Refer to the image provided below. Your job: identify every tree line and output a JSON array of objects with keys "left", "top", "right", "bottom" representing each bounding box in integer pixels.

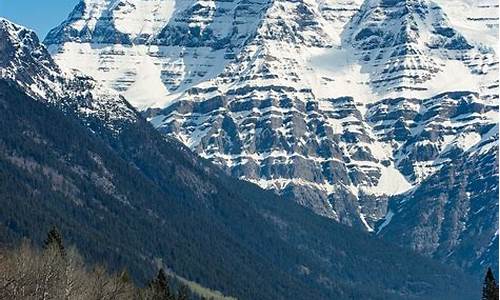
[
  {"left": 1, "top": 227, "right": 498, "bottom": 300},
  {"left": 0, "top": 227, "right": 193, "bottom": 300}
]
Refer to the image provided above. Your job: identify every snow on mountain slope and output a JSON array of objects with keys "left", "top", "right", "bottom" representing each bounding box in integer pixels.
[
  {"left": 45, "top": 0, "right": 176, "bottom": 43},
  {"left": 45, "top": 0, "right": 272, "bottom": 109},
  {"left": 0, "top": 18, "right": 137, "bottom": 134},
  {"left": 378, "top": 123, "right": 499, "bottom": 275},
  {"left": 44, "top": 0, "right": 498, "bottom": 273},
  {"left": 434, "top": 0, "right": 498, "bottom": 48}
]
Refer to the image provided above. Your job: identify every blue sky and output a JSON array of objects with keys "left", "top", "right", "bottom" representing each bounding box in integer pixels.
[{"left": 0, "top": 0, "right": 79, "bottom": 39}]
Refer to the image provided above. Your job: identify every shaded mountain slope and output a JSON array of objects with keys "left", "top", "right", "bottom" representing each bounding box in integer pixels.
[{"left": 378, "top": 123, "right": 499, "bottom": 275}]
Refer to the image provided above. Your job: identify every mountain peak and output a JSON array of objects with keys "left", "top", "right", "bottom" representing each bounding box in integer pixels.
[
  {"left": 44, "top": 0, "right": 272, "bottom": 49},
  {"left": 0, "top": 17, "right": 31, "bottom": 39},
  {"left": 343, "top": 0, "right": 473, "bottom": 51},
  {"left": 340, "top": 0, "right": 489, "bottom": 94},
  {"left": 0, "top": 18, "right": 57, "bottom": 73},
  {"left": 0, "top": 18, "right": 63, "bottom": 101},
  {"left": 0, "top": 17, "right": 138, "bottom": 135},
  {"left": 45, "top": 0, "right": 177, "bottom": 45}
]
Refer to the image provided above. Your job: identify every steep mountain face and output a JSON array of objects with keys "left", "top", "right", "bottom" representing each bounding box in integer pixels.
[
  {"left": 44, "top": 0, "right": 498, "bottom": 275},
  {"left": 0, "top": 18, "right": 138, "bottom": 136},
  {"left": 1, "top": 18, "right": 482, "bottom": 300},
  {"left": 378, "top": 123, "right": 499, "bottom": 275},
  {"left": 44, "top": 0, "right": 273, "bottom": 109}
]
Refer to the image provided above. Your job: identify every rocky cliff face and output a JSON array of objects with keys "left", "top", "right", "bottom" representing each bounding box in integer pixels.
[
  {"left": 1, "top": 18, "right": 138, "bottom": 134},
  {"left": 378, "top": 122, "right": 498, "bottom": 275},
  {"left": 44, "top": 0, "right": 498, "bottom": 275}
]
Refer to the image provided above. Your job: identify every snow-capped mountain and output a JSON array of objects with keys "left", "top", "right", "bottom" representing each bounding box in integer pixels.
[
  {"left": 45, "top": 0, "right": 273, "bottom": 109},
  {"left": 2, "top": 17, "right": 483, "bottom": 300},
  {"left": 0, "top": 18, "right": 138, "bottom": 135},
  {"left": 44, "top": 0, "right": 498, "bottom": 274}
]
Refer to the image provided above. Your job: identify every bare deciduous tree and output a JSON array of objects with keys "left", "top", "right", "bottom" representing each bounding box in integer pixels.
[
  {"left": 0, "top": 239, "right": 192, "bottom": 300},
  {"left": 0, "top": 242, "right": 139, "bottom": 300}
]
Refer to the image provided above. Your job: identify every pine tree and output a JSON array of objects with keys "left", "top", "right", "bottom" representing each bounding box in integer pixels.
[
  {"left": 482, "top": 267, "right": 499, "bottom": 300},
  {"left": 43, "top": 226, "right": 65, "bottom": 256},
  {"left": 150, "top": 268, "right": 173, "bottom": 300}
]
